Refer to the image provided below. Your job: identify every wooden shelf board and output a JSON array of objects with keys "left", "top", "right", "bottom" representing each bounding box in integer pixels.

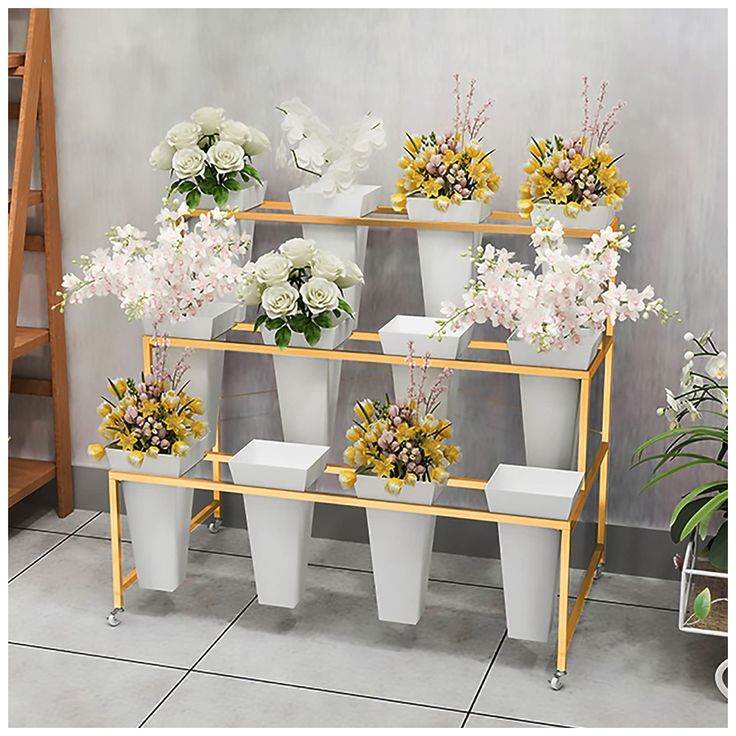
[
  {"left": 9, "top": 457, "right": 56, "bottom": 507},
  {"left": 8, "top": 189, "right": 43, "bottom": 207},
  {"left": 24, "top": 234, "right": 44, "bottom": 251},
  {"left": 10, "top": 376, "right": 52, "bottom": 396},
  {"left": 8, "top": 52, "right": 25, "bottom": 71},
  {"left": 13, "top": 326, "right": 49, "bottom": 359}
]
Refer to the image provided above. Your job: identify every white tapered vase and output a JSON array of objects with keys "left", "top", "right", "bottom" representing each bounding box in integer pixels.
[
  {"left": 378, "top": 315, "right": 472, "bottom": 419},
  {"left": 508, "top": 330, "right": 602, "bottom": 470},
  {"left": 289, "top": 184, "right": 382, "bottom": 313},
  {"left": 262, "top": 318, "right": 353, "bottom": 445},
  {"left": 485, "top": 464, "right": 583, "bottom": 641},
  {"left": 355, "top": 475, "right": 439, "bottom": 625},
  {"left": 106, "top": 448, "right": 197, "bottom": 592},
  {"left": 406, "top": 197, "right": 490, "bottom": 318},
  {"left": 144, "top": 302, "right": 239, "bottom": 457},
  {"left": 228, "top": 440, "right": 329, "bottom": 607}
]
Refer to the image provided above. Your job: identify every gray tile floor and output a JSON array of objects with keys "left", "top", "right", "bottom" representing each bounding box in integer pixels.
[{"left": 8, "top": 502, "right": 728, "bottom": 728}]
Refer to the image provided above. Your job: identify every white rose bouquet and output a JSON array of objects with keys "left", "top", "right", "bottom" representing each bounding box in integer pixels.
[
  {"left": 238, "top": 238, "right": 364, "bottom": 349},
  {"left": 150, "top": 106, "right": 270, "bottom": 210}
]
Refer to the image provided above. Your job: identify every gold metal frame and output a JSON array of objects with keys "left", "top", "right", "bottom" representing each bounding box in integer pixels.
[{"left": 107, "top": 204, "right": 615, "bottom": 689}]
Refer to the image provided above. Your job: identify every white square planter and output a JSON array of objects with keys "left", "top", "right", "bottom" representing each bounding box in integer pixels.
[
  {"left": 485, "top": 464, "right": 583, "bottom": 642},
  {"left": 289, "top": 184, "right": 382, "bottom": 313},
  {"left": 379, "top": 315, "right": 472, "bottom": 418},
  {"left": 229, "top": 440, "right": 330, "bottom": 608},
  {"left": 355, "top": 475, "right": 440, "bottom": 625},
  {"left": 508, "top": 330, "right": 602, "bottom": 470},
  {"left": 106, "top": 448, "right": 195, "bottom": 592},
  {"left": 406, "top": 196, "right": 488, "bottom": 318},
  {"left": 531, "top": 202, "right": 615, "bottom": 235},
  {"left": 261, "top": 317, "right": 354, "bottom": 445}
]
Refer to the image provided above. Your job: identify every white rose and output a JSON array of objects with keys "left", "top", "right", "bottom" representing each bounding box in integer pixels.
[
  {"left": 334, "top": 260, "right": 364, "bottom": 289},
  {"left": 191, "top": 106, "right": 225, "bottom": 135},
  {"left": 149, "top": 141, "right": 175, "bottom": 171},
  {"left": 255, "top": 252, "right": 292, "bottom": 285},
  {"left": 207, "top": 140, "right": 245, "bottom": 174},
  {"left": 172, "top": 146, "right": 206, "bottom": 178},
  {"left": 220, "top": 119, "right": 251, "bottom": 147},
  {"left": 262, "top": 282, "right": 299, "bottom": 319},
  {"left": 243, "top": 126, "right": 270, "bottom": 156},
  {"left": 310, "top": 250, "right": 345, "bottom": 282},
  {"left": 300, "top": 277, "right": 340, "bottom": 315},
  {"left": 165, "top": 121, "right": 202, "bottom": 150},
  {"left": 279, "top": 238, "right": 316, "bottom": 268}
]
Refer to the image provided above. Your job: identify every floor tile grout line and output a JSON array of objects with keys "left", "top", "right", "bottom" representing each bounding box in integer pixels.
[
  {"left": 8, "top": 533, "right": 75, "bottom": 585},
  {"left": 8, "top": 641, "right": 189, "bottom": 673},
  {"left": 137, "top": 594, "right": 259, "bottom": 728},
  {"left": 191, "top": 668, "right": 468, "bottom": 716},
  {"left": 8, "top": 526, "right": 68, "bottom": 537},
  {"left": 460, "top": 630, "right": 507, "bottom": 728},
  {"left": 468, "top": 710, "right": 573, "bottom": 728},
  {"left": 69, "top": 511, "right": 103, "bottom": 536}
]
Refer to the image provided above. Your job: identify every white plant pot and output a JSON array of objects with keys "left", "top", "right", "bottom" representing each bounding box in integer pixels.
[
  {"left": 289, "top": 184, "right": 382, "bottom": 313},
  {"left": 201, "top": 179, "right": 267, "bottom": 244},
  {"left": 106, "top": 448, "right": 195, "bottom": 592},
  {"left": 262, "top": 317, "right": 353, "bottom": 445},
  {"left": 355, "top": 475, "right": 440, "bottom": 625},
  {"left": 406, "top": 196, "right": 489, "bottom": 318},
  {"left": 378, "top": 314, "right": 473, "bottom": 418},
  {"left": 485, "top": 464, "right": 583, "bottom": 641},
  {"left": 531, "top": 203, "right": 615, "bottom": 255},
  {"left": 508, "top": 330, "right": 602, "bottom": 470},
  {"left": 143, "top": 302, "right": 238, "bottom": 457},
  {"left": 228, "top": 439, "right": 330, "bottom": 607}
]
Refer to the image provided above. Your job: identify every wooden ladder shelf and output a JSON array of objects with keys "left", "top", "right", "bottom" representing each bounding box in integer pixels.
[{"left": 8, "top": 8, "right": 73, "bottom": 515}]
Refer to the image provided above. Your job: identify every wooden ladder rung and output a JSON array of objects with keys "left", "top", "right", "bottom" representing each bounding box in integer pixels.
[
  {"left": 24, "top": 234, "right": 44, "bottom": 251},
  {"left": 8, "top": 52, "right": 25, "bottom": 76},
  {"left": 9, "top": 457, "right": 56, "bottom": 507},
  {"left": 10, "top": 376, "right": 52, "bottom": 396},
  {"left": 8, "top": 189, "right": 43, "bottom": 207},
  {"left": 13, "top": 326, "right": 49, "bottom": 359}
]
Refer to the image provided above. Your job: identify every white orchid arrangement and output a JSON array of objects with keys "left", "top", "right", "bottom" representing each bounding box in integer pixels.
[
  {"left": 238, "top": 238, "right": 364, "bottom": 349},
  {"left": 438, "top": 221, "right": 676, "bottom": 352},
  {"left": 57, "top": 201, "right": 250, "bottom": 328},
  {"left": 275, "top": 97, "right": 386, "bottom": 197},
  {"left": 150, "top": 106, "right": 270, "bottom": 210}
]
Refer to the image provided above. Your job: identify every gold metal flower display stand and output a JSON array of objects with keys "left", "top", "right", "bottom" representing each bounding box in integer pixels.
[{"left": 105, "top": 202, "right": 617, "bottom": 691}]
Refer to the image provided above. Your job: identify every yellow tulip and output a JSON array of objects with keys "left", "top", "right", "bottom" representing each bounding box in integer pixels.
[
  {"left": 398, "top": 156, "right": 411, "bottom": 169},
  {"left": 391, "top": 192, "right": 407, "bottom": 212},
  {"left": 523, "top": 160, "right": 537, "bottom": 175},
  {"left": 430, "top": 467, "right": 450, "bottom": 484},
  {"left": 147, "top": 446, "right": 160, "bottom": 458},
  {"left": 172, "top": 440, "right": 189, "bottom": 457},
  {"left": 517, "top": 199, "right": 534, "bottom": 217},
  {"left": 162, "top": 391, "right": 180, "bottom": 411},
  {"left": 339, "top": 469, "right": 357, "bottom": 490},
  {"left": 127, "top": 450, "right": 145, "bottom": 467},
  {"left": 529, "top": 139, "right": 546, "bottom": 157},
  {"left": 345, "top": 425, "right": 363, "bottom": 442},
  {"left": 97, "top": 402, "right": 112, "bottom": 417},
  {"left": 434, "top": 196, "right": 451, "bottom": 211},
  {"left": 356, "top": 399, "right": 375, "bottom": 419},
  {"left": 189, "top": 397, "right": 204, "bottom": 415},
  {"left": 385, "top": 477, "right": 403, "bottom": 495},
  {"left": 87, "top": 443, "right": 105, "bottom": 462},
  {"left": 563, "top": 201, "right": 581, "bottom": 218},
  {"left": 404, "top": 473, "right": 418, "bottom": 487},
  {"left": 191, "top": 420, "right": 207, "bottom": 439}
]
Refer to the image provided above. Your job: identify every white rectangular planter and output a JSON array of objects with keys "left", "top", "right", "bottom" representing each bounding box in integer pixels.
[
  {"left": 355, "top": 475, "right": 440, "bottom": 625},
  {"left": 229, "top": 440, "right": 330, "bottom": 608},
  {"left": 508, "top": 330, "right": 602, "bottom": 470},
  {"left": 378, "top": 314, "right": 472, "bottom": 418},
  {"left": 531, "top": 203, "right": 615, "bottom": 255},
  {"left": 406, "top": 196, "right": 488, "bottom": 318},
  {"left": 106, "top": 448, "right": 195, "bottom": 592},
  {"left": 262, "top": 317, "right": 354, "bottom": 445},
  {"left": 289, "top": 184, "right": 382, "bottom": 313},
  {"left": 485, "top": 464, "right": 583, "bottom": 641}
]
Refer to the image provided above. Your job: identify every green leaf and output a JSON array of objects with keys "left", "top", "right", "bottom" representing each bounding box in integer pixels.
[
  {"left": 313, "top": 312, "right": 334, "bottom": 329},
  {"left": 199, "top": 179, "right": 216, "bottom": 195},
  {"left": 640, "top": 460, "right": 727, "bottom": 495},
  {"left": 176, "top": 180, "right": 196, "bottom": 193},
  {"left": 693, "top": 587, "right": 712, "bottom": 621},
  {"left": 304, "top": 322, "right": 321, "bottom": 347},
  {"left": 213, "top": 185, "right": 229, "bottom": 207},
  {"left": 669, "top": 481, "right": 728, "bottom": 524},
  {"left": 678, "top": 491, "right": 728, "bottom": 540},
  {"left": 224, "top": 178, "right": 242, "bottom": 192},
  {"left": 275, "top": 325, "right": 291, "bottom": 350},
  {"left": 288, "top": 313, "right": 310, "bottom": 332},
  {"left": 707, "top": 522, "right": 728, "bottom": 571},
  {"left": 265, "top": 317, "right": 284, "bottom": 331},
  {"left": 242, "top": 164, "right": 262, "bottom": 183},
  {"left": 670, "top": 497, "right": 712, "bottom": 543},
  {"left": 253, "top": 314, "right": 267, "bottom": 332},
  {"left": 186, "top": 189, "right": 201, "bottom": 210},
  {"left": 337, "top": 299, "right": 353, "bottom": 316}
]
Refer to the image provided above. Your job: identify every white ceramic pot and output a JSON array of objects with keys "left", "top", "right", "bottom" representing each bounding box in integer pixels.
[
  {"left": 378, "top": 314, "right": 473, "bottom": 419},
  {"left": 228, "top": 439, "right": 330, "bottom": 607},
  {"left": 201, "top": 179, "right": 267, "bottom": 244},
  {"left": 289, "top": 184, "right": 382, "bottom": 313},
  {"left": 106, "top": 448, "right": 196, "bottom": 592},
  {"left": 262, "top": 316, "right": 353, "bottom": 445},
  {"left": 143, "top": 302, "right": 239, "bottom": 457},
  {"left": 355, "top": 474, "right": 440, "bottom": 625},
  {"left": 507, "top": 330, "right": 602, "bottom": 470},
  {"left": 406, "top": 196, "right": 490, "bottom": 318},
  {"left": 485, "top": 463, "right": 583, "bottom": 641}
]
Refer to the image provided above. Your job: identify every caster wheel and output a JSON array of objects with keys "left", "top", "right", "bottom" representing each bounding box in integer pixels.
[
  {"left": 208, "top": 519, "right": 222, "bottom": 534},
  {"left": 107, "top": 610, "right": 122, "bottom": 627},
  {"left": 549, "top": 670, "right": 566, "bottom": 691},
  {"left": 593, "top": 564, "right": 604, "bottom": 581}
]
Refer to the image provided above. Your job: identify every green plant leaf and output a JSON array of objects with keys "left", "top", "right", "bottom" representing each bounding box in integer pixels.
[
  {"left": 176, "top": 180, "right": 196, "bottom": 193},
  {"left": 186, "top": 189, "right": 201, "bottom": 210},
  {"left": 314, "top": 312, "right": 334, "bottom": 329},
  {"left": 693, "top": 587, "right": 712, "bottom": 621},
  {"left": 337, "top": 299, "right": 353, "bottom": 315},
  {"left": 224, "top": 178, "right": 242, "bottom": 192},
  {"left": 706, "top": 521, "right": 728, "bottom": 571},
  {"left": 253, "top": 314, "right": 267, "bottom": 332},
  {"left": 632, "top": 425, "right": 728, "bottom": 462},
  {"left": 199, "top": 179, "right": 216, "bottom": 195},
  {"left": 275, "top": 325, "right": 292, "bottom": 350},
  {"left": 640, "top": 460, "right": 728, "bottom": 494},
  {"left": 670, "top": 497, "right": 712, "bottom": 543},
  {"left": 679, "top": 491, "right": 728, "bottom": 540},
  {"left": 670, "top": 481, "right": 728, "bottom": 525},
  {"left": 213, "top": 185, "right": 229, "bottom": 207},
  {"left": 304, "top": 322, "right": 321, "bottom": 346},
  {"left": 265, "top": 317, "right": 284, "bottom": 331},
  {"left": 288, "top": 313, "right": 309, "bottom": 332}
]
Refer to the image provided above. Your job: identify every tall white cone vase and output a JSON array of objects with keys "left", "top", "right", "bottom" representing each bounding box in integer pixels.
[
  {"left": 531, "top": 203, "right": 615, "bottom": 257},
  {"left": 262, "top": 317, "right": 354, "bottom": 445},
  {"left": 289, "top": 184, "right": 382, "bottom": 313},
  {"left": 229, "top": 440, "right": 329, "bottom": 607},
  {"left": 143, "top": 302, "right": 239, "bottom": 457},
  {"left": 106, "top": 448, "right": 198, "bottom": 592},
  {"left": 406, "top": 197, "right": 490, "bottom": 318},
  {"left": 355, "top": 475, "right": 440, "bottom": 625},
  {"left": 485, "top": 464, "right": 583, "bottom": 641},
  {"left": 378, "top": 315, "right": 472, "bottom": 418},
  {"left": 508, "top": 330, "right": 602, "bottom": 470}
]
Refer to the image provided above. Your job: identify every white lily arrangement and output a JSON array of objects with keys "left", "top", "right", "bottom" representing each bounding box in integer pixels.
[
  {"left": 238, "top": 238, "right": 364, "bottom": 349},
  {"left": 150, "top": 106, "right": 270, "bottom": 210},
  {"left": 275, "top": 97, "right": 386, "bottom": 197},
  {"left": 57, "top": 200, "right": 250, "bottom": 328},
  {"left": 438, "top": 220, "right": 677, "bottom": 352}
]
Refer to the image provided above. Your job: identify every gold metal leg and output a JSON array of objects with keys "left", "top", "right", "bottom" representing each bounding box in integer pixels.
[
  {"left": 577, "top": 378, "right": 591, "bottom": 474},
  {"left": 597, "top": 338, "right": 614, "bottom": 559},
  {"left": 108, "top": 476, "right": 124, "bottom": 626},
  {"left": 551, "top": 526, "right": 572, "bottom": 689}
]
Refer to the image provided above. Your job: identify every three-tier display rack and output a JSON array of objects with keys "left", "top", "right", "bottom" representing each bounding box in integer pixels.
[{"left": 105, "top": 201, "right": 617, "bottom": 691}]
